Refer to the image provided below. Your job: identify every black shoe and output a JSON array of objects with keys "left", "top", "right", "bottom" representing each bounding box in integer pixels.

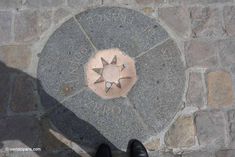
[
  {"left": 130, "top": 139, "right": 149, "bottom": 157},
  {"left": 95, "top": 144, "right": 112, "bottom": 157}
]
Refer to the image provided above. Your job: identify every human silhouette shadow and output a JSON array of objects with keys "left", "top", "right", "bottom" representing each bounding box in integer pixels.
[{"left": 0, "top": 61, "right": 124, "bottom": 157}]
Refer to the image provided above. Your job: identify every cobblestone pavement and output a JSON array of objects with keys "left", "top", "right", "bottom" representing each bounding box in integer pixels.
[{"left": 0, "top": 0, "right": 235, "bottom": 157}]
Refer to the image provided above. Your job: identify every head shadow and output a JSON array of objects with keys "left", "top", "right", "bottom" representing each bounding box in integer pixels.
[{"left": 0, "top": 61, "right": 124, "bottom": 157}]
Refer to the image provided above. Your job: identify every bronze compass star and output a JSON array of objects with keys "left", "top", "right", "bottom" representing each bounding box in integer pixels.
[{"left": 92, "top": 56, "right": 131, "bottom": 93}]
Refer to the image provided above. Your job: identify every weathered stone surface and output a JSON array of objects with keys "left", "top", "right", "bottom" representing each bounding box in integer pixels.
[
  {"left": 40, "top": 117, "right": 71, "bottom": 151},
  {"left": 144, "top": 137, "right": 160, "bottom": 151},
  {"left": 228, "top": 110, "right": 235, "bottom": 148},
  {"left": 0, "top": 73, "right": 10, "bottom": 114},
  {"left": 129, "top": 39, "right": 185, "bottom": 132},
  {"left": 76, "top": 7, "right": 168, "bottom": 57},
  {"left": 195, "top": 110, "right": 225, "bottom": 145},
  {"left": 182, "top": 151, "right": 214, "bottom": 157},
  {"left": 38, "top": 18, "right": 94, "bottom": 103},
  {"left": 186, "top": 72, "right": 204, "bottom": 108},
  {"left": 10, "top": 74, "right": 38, "bottom": 112},
  {"left": 165, "top": 116, "right": 195, "bottom": 148},
  {"left": 0, "top": 116, "right": 40, "bottom": 150},
  {"left": 223, "top": 6, "right": 235, "bottom": 36},
  {"left": 0, "top": 11, "right": 12, "bottom": 45},
  {"left": 189, "top": 6, "right": 225, "bottom": 38},
  {"left": 135, "top": 0, "right": 165, "bottom": 6},
  {"left": 159, "top": 6, "right": 191, "bottom": 38},
  {"left": 14, "top": 10, "right": 52, "bottom": 42},
  {"left": 218, "top": 38, "right": 235, "bottom": 68},
  {"left": 0, "top": 45, "right": 32, "bottom": 70},
  {"left": 184, "top": 39, "right": 218, "bottom": 68},
  {"left": 128, "top": 39, "right": 185, "bottom": 132},
  {"left": 22, "top": 0, "right": 64, "bottom": 8},
  {"left": 0, "top": 0, "right": 22, "bottom": 10},
  {"left": 53, "top": 8, "right": 71, "bottom": 24},
  {"left": 168, "top": 0, "right": 232, "bottom": 4},
  {"left": 67, "top": 0, "right": 100, "bottom": 10},
  {"left": 216, "top": 149, "right": 235, "bottom": 157},
  {"left": 207, "top": 71, "right": 234, "bottom": 108},
  {"left": 49, "top": 88, "right": 154, "bottom": 150}
]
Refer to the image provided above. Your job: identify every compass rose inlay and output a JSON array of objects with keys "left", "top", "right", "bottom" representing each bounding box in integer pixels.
[{"left": 86, "top": 48, "right": 137, "bottom": 99}]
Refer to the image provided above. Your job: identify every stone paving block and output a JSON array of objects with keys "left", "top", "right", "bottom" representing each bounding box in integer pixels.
[
  {"left": 207, "top": 71, "right": 234, "bottom": 108},
  {"left": 186, "top": 72, "right": 204, "bottom": 108},
  {"left": 0, "top": 73, "right": 10, "bottom": 114},
  {"left": 159, "top": 6, "right": 191, "bottom": 39},
  {"left": 0, "top": 0, "right": 22, "bottom": 10},
  {"left": 184, "top": 39, "right": 218, "bottom": 68},
  {"left": 53, "top": 8, "right": 71, "bottom": 24},
  {"left": 165, "top": 115, "right": 195, "bottom": 148},
  {"left": 38, "top": 18, "right": 94, "bottom": 102},
  {"left": 39, "top": 117, "right": 71, "bottom": 151},
  {"left": 228, "top": 110, "right": 235, "bottom": 148},
  {"left": 0, "top": 11, "right": 12, "bottom": 45},
  {"left": 48, "top": 88, "right": 154, "bottom": 150},
  {"left": 144, "top": 137, "right": 160, "bottom": 151},
  {"left": 67, "top": 0, "right": 100, "bottom": 10},
  {"left": 0, "top": 45, "right": 32, "bottom": 71},
  {"left": 128, "top": 39, "right": 185, "bottom": 132},
  {"left": 216, "top": 149, "right": 235, "bottom": 157},
  {"left": 22, "top": 0, "right": 64, "bottom": 8},
  {"left": 76, "top": 7, "right": 169, "bottom": 57},
  {"left": 10, "top": 74, "right": 38, "bottom": 112},
  {"left": 0, "top": 116, "right": 40, "bottom": 150},
  {"left": 218, "top": 38, "right": 235, "bottom": 69},
  {"left": 195, "top": 110, "right": 225, "bottom": 145},
  {"left": 182, "top": 151, "right": 214, "bottom": 157},
  {"left": 223, "top": 6, "right": 235, "bottom": 36},
  {"left": 14, "top": 10, "right": 52, "bottom": 42},
  {"left": 135, "top": 0, "right": 165, "bottom": 5},
  {"left": 168, "top": 0, "right": 232, "bottom": 4},
  {"left": 189, "top": 6, "right": 225, "bottom": 38}
]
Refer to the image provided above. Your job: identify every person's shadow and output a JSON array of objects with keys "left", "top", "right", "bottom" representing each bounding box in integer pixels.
[{"left": 0, "top": 61, "right": 125, "bottom": 157}]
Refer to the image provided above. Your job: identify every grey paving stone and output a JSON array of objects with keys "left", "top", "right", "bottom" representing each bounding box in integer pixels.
[
  {"left": 14, "top": 10, "right": 52, "bottom": 42},
  {"left": 10, "top": 74, "right": 38, "bottom": 112},
  {"left": 22, "top": 0, "right": 64, "bottom": 8},
  {"left": 195, "top": 110, "right": 225, "bottom": 146},
  {"left": 67, "top": 0, "right": 100, "bottom": 10},
  {"left": 0, "top": 0, "right": 22, "bottom": 10},
  {"left": 0, "top": 73, "right": 10, "bottom": 114},
  {"left": 38, "top": 18, "right": 94, "bottom": 104},
  {"left": 182, "top": 151, "right": 214, "bottom": 157},
  {"left": 228, "top": 110, "right": 235, "bottom": 148},
  {"left": 0, "top": 11, "right": 12, "bottom": 45},
  {"left": 76, "top": 7, "right": 168, "bottom": 57},
  {"left": 0, "top": 116, "right": 40, "bottom": 151},
  {"left": 168, "top": 0, "right": 232, "bottom": 4},
  {"left": 215, "top": 149, "right": 235, "bottom": 157},
  {"left": 128, "top": 39, "right": 185, "bottom": 132},
  {"left": 48, "top": 88, "right": 154, "bottom": 150},
  {"left": 218, "top": 38, "right": 235, "bottom": 69}
]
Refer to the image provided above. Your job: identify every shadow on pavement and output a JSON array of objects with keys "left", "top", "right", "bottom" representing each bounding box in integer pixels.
[{"left": 0, "top": 61, "right": 124, "bottom": 157}]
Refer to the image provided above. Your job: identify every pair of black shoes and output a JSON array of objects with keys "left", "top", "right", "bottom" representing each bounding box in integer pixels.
[{"left": 95, "top": 139, "right": 149, "bottom": 157}]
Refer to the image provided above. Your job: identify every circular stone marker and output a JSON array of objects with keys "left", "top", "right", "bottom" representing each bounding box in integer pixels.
[{"left": 37, "top": 7, "right": 185, "bottom": 151}]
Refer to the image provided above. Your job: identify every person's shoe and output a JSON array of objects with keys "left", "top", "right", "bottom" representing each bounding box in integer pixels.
[
  {"left": 95, "top": 144, "right": 112, "bottom": 157},
  {"left": 130, "top": 139, "right": 149, "bottom": 157}
]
